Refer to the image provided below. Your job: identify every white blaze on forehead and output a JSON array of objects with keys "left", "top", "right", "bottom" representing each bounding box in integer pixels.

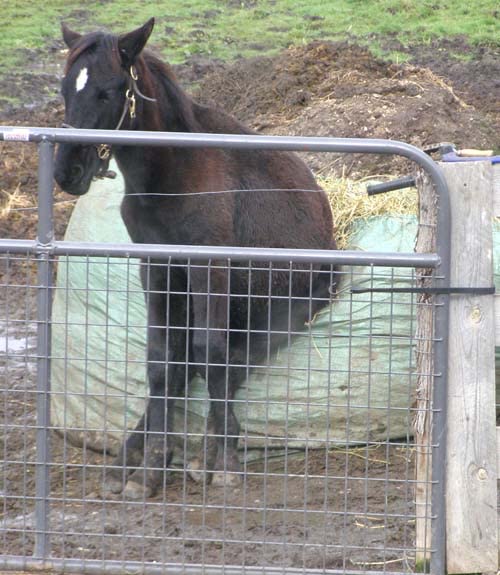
[{"left": 75, "top": 67, "right": 89, "bottom": 92}]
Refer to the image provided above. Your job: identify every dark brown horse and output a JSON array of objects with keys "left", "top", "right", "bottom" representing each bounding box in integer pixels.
[{"left": 54, "top": 18, "right": 336, "bottom": 499}]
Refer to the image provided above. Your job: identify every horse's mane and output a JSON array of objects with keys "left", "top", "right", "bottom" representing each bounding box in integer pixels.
[
  {"left": 141, "top": 51, "right": 199, "bottom": 131},
  {"left": 142, "top": 51, "right": 252, "bottom": 136}
]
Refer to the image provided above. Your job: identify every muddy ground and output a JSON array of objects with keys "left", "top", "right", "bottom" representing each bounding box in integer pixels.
[
  {"left": 2, "top": 314, "right": 418, "bottom": 569},
  {"left": 2, "top": 306, "right": 418, "bottom": 569},
  {"left": 1, "top": 37, "right": 498, "bottom": 570}
]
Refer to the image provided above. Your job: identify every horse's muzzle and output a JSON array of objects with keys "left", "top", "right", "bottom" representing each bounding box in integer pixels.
[{"left": 54, "top": 143, "right": 100, "bottom": 196}]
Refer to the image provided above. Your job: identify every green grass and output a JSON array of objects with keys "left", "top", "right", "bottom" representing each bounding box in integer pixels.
[{"left": 0, "top": 0, "right": 498, "bottom": 72}]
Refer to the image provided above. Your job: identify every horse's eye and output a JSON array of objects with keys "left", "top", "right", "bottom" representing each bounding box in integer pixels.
[{"left": 98, "top": 90, "right": 110, "bottom": 103}]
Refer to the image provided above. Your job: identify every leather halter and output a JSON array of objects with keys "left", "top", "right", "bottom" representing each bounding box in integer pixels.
[{"left": 62, "top": 65, "right": 157, "bottom": 166}]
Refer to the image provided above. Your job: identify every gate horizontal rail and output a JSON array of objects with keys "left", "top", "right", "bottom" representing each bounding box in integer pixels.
[
  {"left": 0, "top": 126, "right": 452, "bottom": 272},
  {"left": 0, "top": 555, "right": 395, "bottom": 575},
  {"left": 0, "top": 238, "right": 440, "bottom": 267},
  {"left": 1, "top": 125, "right": 448, "bottom": 202}
]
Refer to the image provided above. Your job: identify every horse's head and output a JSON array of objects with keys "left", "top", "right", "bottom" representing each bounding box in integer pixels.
[{"left": 54, "top": 18, "right": 155, "bottom": 195}]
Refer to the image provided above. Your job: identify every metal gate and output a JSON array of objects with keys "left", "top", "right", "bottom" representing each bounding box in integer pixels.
[{"left": 0, "top": 128, "right": 450, "bottom": 574}]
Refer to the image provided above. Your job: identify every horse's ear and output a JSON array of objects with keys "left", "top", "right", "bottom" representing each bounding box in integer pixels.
[
  {"left": 118, "top": 18, "right": 155, "bottom": 66},
  {"left": 61, "top": 23, "right": 82, "bottom": 49}
]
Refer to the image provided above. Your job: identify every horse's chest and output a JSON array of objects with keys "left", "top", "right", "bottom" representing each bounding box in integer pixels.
[
  {"left": 121, "top": 198, "right": 164, "bottom": 244},
  {"left": 120, "top": 196, "right": 194, "bottom": 245}
]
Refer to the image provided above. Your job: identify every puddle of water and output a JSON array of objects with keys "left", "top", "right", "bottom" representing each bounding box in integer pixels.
[
  {"left": 0, "top": 325, "right": 37, "bottom": 355},
  {"left": 0, "top": 510, "right": 82, "bottom": 530},
  {"left": 0, "top": 335, "right": 33, "bottom": 354},
  {"left": 33, "top": 52, "right": 66, "bottom": 77}
]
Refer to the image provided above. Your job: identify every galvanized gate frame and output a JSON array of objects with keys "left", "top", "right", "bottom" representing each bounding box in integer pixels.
[{"left": 0, "top": 127, "right": 451, "bottom": 575}]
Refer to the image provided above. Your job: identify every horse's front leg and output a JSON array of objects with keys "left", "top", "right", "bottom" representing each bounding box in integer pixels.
[
  {"left": 120, "top": 329, "right": 166, "bottom": 500},
  {"left": 122, "top": 284, "right": 188, "bottom": 499},
  {"left": 104, "top": 265, "right": 187, "bottom": 499},
  {"left": 103, "top": 413, "right": 147, "bottom": 496},
  {"left": 188, "top": 266, "right": 242, "bottom": 487}
]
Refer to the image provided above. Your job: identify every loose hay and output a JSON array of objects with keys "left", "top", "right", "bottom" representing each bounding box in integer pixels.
[
  {"left": 321, "top": 175, "right": 418, "bottom": 249},
  {"left": 0, "top": 184, "right": 31, "bottom": 220}
]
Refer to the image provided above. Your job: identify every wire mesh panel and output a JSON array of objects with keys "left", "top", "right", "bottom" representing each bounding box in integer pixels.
[
  {"left": 1, "top": 253, "right": 39, "bottom": 557},
  {"left": 1, "top": 250, "right": 437, "bottom": 573}
]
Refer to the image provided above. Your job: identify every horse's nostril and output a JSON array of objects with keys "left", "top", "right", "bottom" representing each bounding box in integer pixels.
[{"left": 70, "top": 164, "right": 84, "bottom": 181}]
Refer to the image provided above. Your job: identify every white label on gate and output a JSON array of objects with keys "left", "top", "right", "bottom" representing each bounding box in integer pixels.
[{"left": 3, "top": 128, "right": 30, "bottom": 141}]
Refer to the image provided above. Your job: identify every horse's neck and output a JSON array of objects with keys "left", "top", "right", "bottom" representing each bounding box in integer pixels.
[
  {"left": 115, "top": 67, "right": 199, "bottom": 195},
  {"left": 115, "top": 143, "right": 176, "bottom": 194},
  {"left": 147, "top": 65, "right": 198, "bottom": 133},
  {"left": 114, "top": 117, "right": 190, "bottom": 199}
]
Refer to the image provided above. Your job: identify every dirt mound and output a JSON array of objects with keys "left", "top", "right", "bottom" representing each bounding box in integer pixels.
[
  {"left": 197, "top": 43, "right": 392, "bottom": 123},
  {"left": 378, "top": 36, "right": 500, "bottom": 116},
  {"left": 196, "top": 42, "right": 499, "bottom": 175}
]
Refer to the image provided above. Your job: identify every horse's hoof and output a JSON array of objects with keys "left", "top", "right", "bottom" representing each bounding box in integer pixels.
[
  {"left": 211, "top": 471, "right": 243, "bottom": 488},
  {"left": 122, "top": 479, "right": 155, "bottom": 500},
  {"left": 102, "top": 477, "right": 124, "bottom": 497},
  {"left": 187, "top": 458, "right": 207, "bottom": 484}
]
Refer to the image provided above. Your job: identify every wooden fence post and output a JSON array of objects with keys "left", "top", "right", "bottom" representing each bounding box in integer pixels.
[
  {"left": 414, "top": 168, "right": 437, "bottom": 567},
  {"left": 415, "top": 162, "right": 498, "bottom": 573},
  {"left": 442, "top": 161, "right": 498, "bottom": 573}
]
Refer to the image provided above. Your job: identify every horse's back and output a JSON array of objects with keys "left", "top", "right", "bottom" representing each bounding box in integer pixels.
[{"left": 193, "top": 102, "right": 334, "bottom": 251}]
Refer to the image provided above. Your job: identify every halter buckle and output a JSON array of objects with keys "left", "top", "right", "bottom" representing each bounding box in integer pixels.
[
  {"left": 126, "top": 88, "right": 137, "bottom": 119},
  {"left": 130, "top": 65, "right": 139, "bottom": 81},
  {"left": 97, "top": 143, "right": 111, "bottom": 160}
]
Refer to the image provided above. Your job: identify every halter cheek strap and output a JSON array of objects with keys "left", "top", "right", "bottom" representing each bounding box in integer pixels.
[{"left": 96, "top": 65, "right": 157, "bottom": 161}]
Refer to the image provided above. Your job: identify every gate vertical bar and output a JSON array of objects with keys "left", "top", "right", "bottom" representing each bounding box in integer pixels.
[{"left": 33, "top": 138, "right": 55, "bottom": 558}]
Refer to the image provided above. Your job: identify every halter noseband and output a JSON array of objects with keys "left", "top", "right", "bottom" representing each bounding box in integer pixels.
[{"left": 62, "top": 65, "right": 157, "bottom": 174}]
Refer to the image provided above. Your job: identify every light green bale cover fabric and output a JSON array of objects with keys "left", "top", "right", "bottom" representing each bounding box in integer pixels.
[{"left": 51, "top": 163, "right": 439, "bottom": 460}]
